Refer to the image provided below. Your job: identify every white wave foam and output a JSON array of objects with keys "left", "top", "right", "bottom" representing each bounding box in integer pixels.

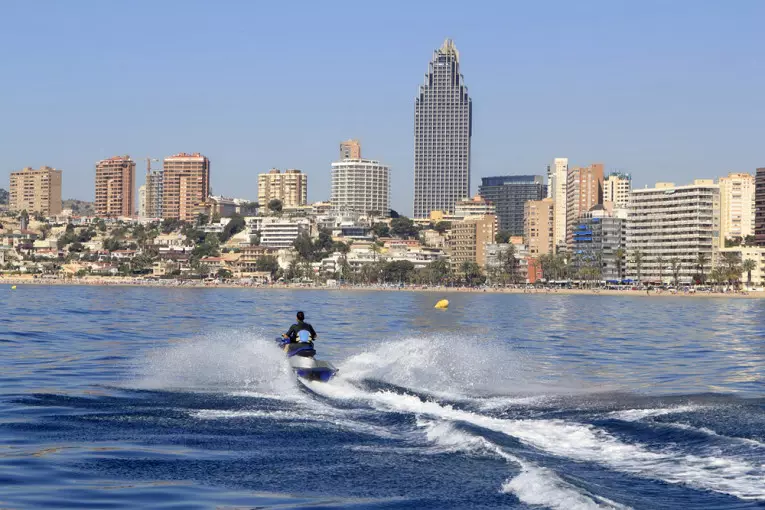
[
  {"left": 417, "top": 418, "right": 627, "bottom": 509},
  {"left": 308, "top": 382, "right": 765, "bottom": 501},
  {"left": 609, "top": 405, "right": 703, "bottom": 421},
  {"left": 130, "top": 330, "right": 297, "bottom": 396},
  {"left": 502, "top": 467, "right": 628, "bottom": 510},
  {"left": 337, "top": 336, "right": 578, "bottom": 398}
]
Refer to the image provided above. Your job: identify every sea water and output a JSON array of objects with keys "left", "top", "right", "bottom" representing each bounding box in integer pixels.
[{"left": 0, "top": 286, "right": 763, "bottom": 509}]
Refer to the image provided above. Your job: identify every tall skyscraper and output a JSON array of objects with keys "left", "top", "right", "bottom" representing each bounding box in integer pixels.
[
  {"left": 755, "top": 168, "right": 765, "bottom": 246},
  {"left": 718, "top": 172, "right": 755, "bottom": 241},
  {"left": 162, "top": 153, "right": 210, "bottom": 221},
  {"left": 549, "top": 157, "right": 569, "bottom": 252},
  {"left": 478, "top": 175, "right": 546, "bottom": 236},
  {"left": 413, "top": 39, "right": 472, "bottom": 218},
  {"left": 339, "top": 139, "right": 362, "bottom": 160},
  {"left": 9, "top": 166, "right": 62, "bottom": 216},
  {"left": 95, "top": 156, "right": 136, "bottom": 217},
  {"left": 565, "top": 163, "right": 604, "bottom": 248},
  {"left": 331, "top": 158, "right": 390, "bottom": 216},
  {"left": 257, "top": 169, "right": 308, "bottom": 208},
  {"left": 603, "top": 172, "right": 632, "bottom": 209}
]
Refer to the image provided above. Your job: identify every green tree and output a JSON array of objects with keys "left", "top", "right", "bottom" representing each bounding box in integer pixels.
[
  {"left": 695, "top": 252, "right": 709, "bottom": 284},
  {"left": 268, "top": 199, "right": 283, "bottom": 214},
  {"left": 460, "top": 261, "right": 484, "bottom": 286},
  {"left": 669, "top": 257, "right": 682, "bottom": 286},
  {"left": 381, "top": 260, "right": 415, "bottom": 283},
  {"left": 217, "top": 268, "right": 233, "bottom": 279},
  {"left": 742, "top": 258, "right": 757, "bottom": 287},
  {"left": 632, "top": 249, "right": 643, "bottom": 283},
  {"left": 219, "top": 214, "right": 246, "bottom": 242},
  {"left": 495, "top": 231, "right": 511, "bottom": 244},
  {"left": 255, "top": 255, "right": 280, "bottom": 277},
  {"left": 614, "top": 248, "right": 626, "bottom": 281},
  {"left": 721, "top": 251, "right": 742, "bottom": 286},
  {"left": 372, "top": 222, "right": 390, "bottom": 238},
  {"left": 390, "top": 217, "right": 418, "bottom": 239},
  {"left": 656, "top": 255, "right": 665, "bottom": 284},
  {"left": 293, "top": 232, "right": 315, "bottom": 261},
  {"left": 433, "top": 221, "right": 452, "bottom": 234}
]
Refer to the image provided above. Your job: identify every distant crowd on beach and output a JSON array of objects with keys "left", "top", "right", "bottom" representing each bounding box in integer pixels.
[{"left": 1, "top": 275, "right": 759, "bottom": 298}]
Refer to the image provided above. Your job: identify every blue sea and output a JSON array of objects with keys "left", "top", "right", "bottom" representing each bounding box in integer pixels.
[{"left": 1, "top": 286, "right": 764, "bottom": 509}]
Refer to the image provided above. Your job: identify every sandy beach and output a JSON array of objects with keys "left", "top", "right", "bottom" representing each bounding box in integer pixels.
[{"left": 1, "top": 275, "right": 761, "bottom": 298}]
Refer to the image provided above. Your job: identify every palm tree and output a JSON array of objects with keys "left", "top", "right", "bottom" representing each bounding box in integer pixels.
[
  {"left": 632, "top": 249, "right": 643, "bottom": 283},
  {"left": 695, "top": 252, "right": 709, "bottom": 284},
  {"left": 615, "top": 248, "right": 626, "bottom": 281},
  {"left": 656, "top": 255, "right": 665, "bottom": 284},
  {"left": 669, "top": 257, "right": 682, "bottom": 287},
  {"left": 741, "top": 259, "right": 757, "bottom": 288}
]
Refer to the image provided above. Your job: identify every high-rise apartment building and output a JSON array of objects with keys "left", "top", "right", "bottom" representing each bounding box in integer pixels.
[
  {"left": 162, "top": 153, "right": 210, "bottom": 221},
  {"left": 571, "top": 206, "right": 627, "bottom": 281},
  {"left": 524, "top": 198, "right": 554, "bottom": 258},
  {"left": 330, "top": 158, "right": 390, "bottom": 216},
  {"left": 95, "top": 156, "right": 135, "bottom": 217},
  {"left": 9, "top": 166, "right": 62, "bottom": 216},
  {"left": 603, "top": 172, "right": 632, "bottom": 209},
  {"left": 145, "top": 170, "right": 164, "bottom": 218},
  {"left": 718, "top": 172, "right": 755, "bottom": 241},
  {"left": 549, "top": 158, "right": 569, "bottom": 252},
  {"left": 339, "top": 139, "right": 362, "bottom": 160},
  {"left": 138, "top": 185, "right": 147, "bottom": 218},
  {"left": 413, "top": 39, "right": 472, "bottom": 218},
  {"left": 257, "top": 169, "right": 308, "bottom": 209},
  {"left": 626, "top": 180, "right": 720, "bottom": 283},
  {"left": 478, "top": 175, "right": 546, "bottom": 236},
  {"left": 755, "top": 168, "right": 765, "bottom": 246},
  {"left": 565, "top": 163, "right": 604, "bottom": 247},
  {"left": 447, "top": 214, "right": 497, "bottom": 271}
]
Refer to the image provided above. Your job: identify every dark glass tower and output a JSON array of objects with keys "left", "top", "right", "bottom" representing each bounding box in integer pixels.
[
  {"left": 413, "top": 39, "right": 472, "bottom": 218},
  {"left": 478, "top": 175, "right": 547, "bottom": 236}
]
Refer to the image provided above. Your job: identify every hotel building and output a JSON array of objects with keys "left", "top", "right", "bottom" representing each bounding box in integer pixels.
[
  {"left": 9, "top": 166, "right": 62, "bottom": 216},
  {"left": 95, "top": 156, "right": 135, "bottom": 217}
]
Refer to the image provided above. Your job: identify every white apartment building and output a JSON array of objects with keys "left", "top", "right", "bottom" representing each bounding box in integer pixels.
[
  {"left": 259, "top": 217, "right": 310, "bottom": 249},
  {"left": 718, "top": 172, "right": 755, "bottom": 241},
  {"left": 330, "top": 158, "right": 390, "bottom": 216},
  {"left": 603, "top": 172, "right": 632, "bottom": 209},
  {"left": 549, "top": 157, "right": 568, "bottom": 252},
  {"left": 626, "top": 180, "right": 720, "bottom": 284},
  {"left": 454, "top": 195, "right": 496, "bottom": 219}
]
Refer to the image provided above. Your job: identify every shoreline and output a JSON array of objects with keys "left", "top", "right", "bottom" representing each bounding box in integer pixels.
[{"left": 1, "top": 276, "right": 761, "bottom": 299}]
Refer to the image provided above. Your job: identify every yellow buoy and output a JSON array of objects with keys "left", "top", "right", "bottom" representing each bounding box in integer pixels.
[
  {"left": 11, "top": 286, "right": 17, "bottom": 290},
  {"left": 434, "top": 299, "right": 449, "bottom": 309}
]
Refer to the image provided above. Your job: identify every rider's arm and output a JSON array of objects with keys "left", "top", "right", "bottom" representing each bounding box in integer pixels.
[{"left": 308, "top": 324, "right": 317, "bottom": 339}]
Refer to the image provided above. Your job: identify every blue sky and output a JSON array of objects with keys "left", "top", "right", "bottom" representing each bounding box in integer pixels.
[{"left": 1, "top": 0, "right": 762, "bottom": 215}]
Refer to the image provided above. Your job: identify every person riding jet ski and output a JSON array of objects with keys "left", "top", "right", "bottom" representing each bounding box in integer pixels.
[{"left": 282, "top": 311, "right": 317, "bottom": 343}]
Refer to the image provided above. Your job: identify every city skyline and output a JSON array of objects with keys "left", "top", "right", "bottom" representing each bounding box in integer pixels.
[{"left": 1, "top": 1, "right": 764, "bottom": 215}]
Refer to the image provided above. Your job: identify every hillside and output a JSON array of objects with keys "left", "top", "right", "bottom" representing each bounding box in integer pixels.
[{"left": 63, "top": 199, "right": 95, "bottom": 216}]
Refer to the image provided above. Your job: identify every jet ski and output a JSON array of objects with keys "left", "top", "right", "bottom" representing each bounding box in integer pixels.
[{"left": 275, "top": 335, "right": 338, "bottom": 382}]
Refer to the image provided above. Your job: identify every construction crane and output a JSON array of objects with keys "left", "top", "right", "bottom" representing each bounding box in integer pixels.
[{"left": 145, "top": 157, "right": 159, "bottom": 174}]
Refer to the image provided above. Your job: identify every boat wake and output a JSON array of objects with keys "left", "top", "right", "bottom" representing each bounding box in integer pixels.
[{"left": 137, "top": 333, "right": 765, "bottom": 508}]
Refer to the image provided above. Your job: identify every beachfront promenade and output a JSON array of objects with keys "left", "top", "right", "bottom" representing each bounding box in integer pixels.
[{"left": 1, "top": 275, "right": 760, "bottom": 298}]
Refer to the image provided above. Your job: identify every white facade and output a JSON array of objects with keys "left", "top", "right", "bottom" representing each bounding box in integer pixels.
[
  {"left": 454, "top": 196, "right": 496, "bottom": 218},
  {"left": 626, "top": 180, "right": 720, "bottom": 283},
  {"left": 550, "top": 157, "right": 568, "bottom": 252},
  {"left": 718, "top": 172, "right": 755, "bottom": 241},
  {"left": 330, "top": 158, "right": 390, "bottom": 217},
  {"left": 138, "top": 185, "right": 147, "bottom": 218},
  {"left": 259, "top": 217, "right": 310, "bottom": 249},
  {"left": 603, "top": 172, "right": 632, "bottom": 209}
]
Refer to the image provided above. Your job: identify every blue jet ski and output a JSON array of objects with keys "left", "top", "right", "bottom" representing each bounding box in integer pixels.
[{"left": 275, "top": 333, "right": 338, "bottom": 382}]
